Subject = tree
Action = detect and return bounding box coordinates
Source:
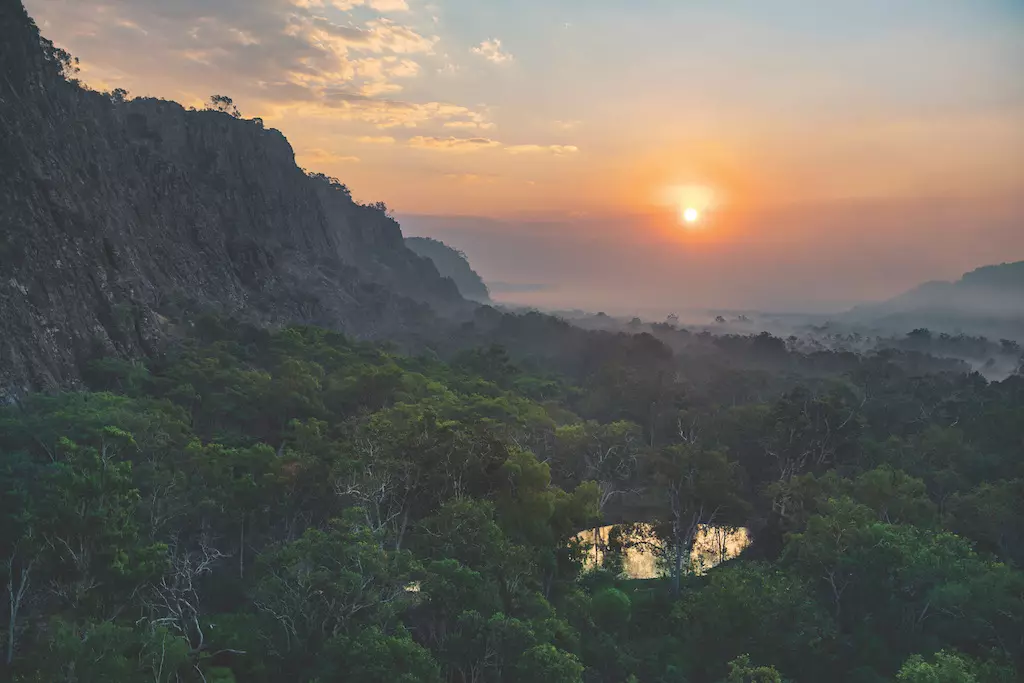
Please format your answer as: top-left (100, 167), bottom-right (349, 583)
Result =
top-left (552, 420), bottom-right (642, 516)
top-left (783, 499), bottom-right (1024, 672)
top-left (251, 515), bottom-right (414, 654)
top-left (515, 643), bottom-right (584, 683)
top-left (946, 479), bottom-right (1024, 567)
top-left (208, 94), bottom-right (241, 118)
top-left (722, 655), bottom-right (784, 683)
top-left (672, 563), bottom-right (833, 681)
top-left (21, 620), bottom-right (191, 683)
top-left (1, 452), bottom-right (42, 667)
top-left (650, 444), bottom-right (745, 594)
top-left (896, 650), bottom-right (1016, 683)
top-left (317, 627), bottom-right (442, 683)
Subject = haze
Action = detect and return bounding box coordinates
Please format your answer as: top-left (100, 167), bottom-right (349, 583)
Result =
top-left (26, 0), bottom-right (1024, 314)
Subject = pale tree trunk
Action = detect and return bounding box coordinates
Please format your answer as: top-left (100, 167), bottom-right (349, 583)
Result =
top-left (671, 528), bottom-right (685, 596)
top-left (6, 553), bottom-right (35, 666)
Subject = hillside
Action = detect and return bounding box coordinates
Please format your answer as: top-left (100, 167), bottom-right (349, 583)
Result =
top-left (847, 260), bottom-right (1024, 339)
top-left (405, 236), bottom-right (492, 302)
top-left (0, 0), bottom-right (469, 399)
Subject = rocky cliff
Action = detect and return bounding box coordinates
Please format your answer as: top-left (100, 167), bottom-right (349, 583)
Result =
top-left (0, 0), bottom-right (470, 399)
top-left (405, 236), bottom-right (492, 303)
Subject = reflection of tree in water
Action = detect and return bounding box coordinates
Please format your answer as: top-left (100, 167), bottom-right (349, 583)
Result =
top-left (577, 523), bottom-right (749, 579)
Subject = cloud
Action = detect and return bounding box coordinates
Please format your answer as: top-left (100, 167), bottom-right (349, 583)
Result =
top-left (286, 98), bottom-right (492, 129)
top-left (444, 173), bottom-right (499, 184)
top-left (296, 0), bottom-right (410, 11)
top-left (437, 55), bottom-right (460, 75)
top-left (401, 136), bottom-right (579, 154)
top-left (114, 18), bottom-right (148, 35)
top-left (304, 17), bottom-right (437, 55)
top-left (357, 135), bottom-right (396, 144)
top-left (505, 144), bottom-right (579, 155)
top-left (329, 0), bottom-right (410, 11)
top-left (299, 148), bottom-right (361, 164)
top-left (409, 136), bottom-right (501, 151)
top-left (443, 120), bottom-right (496, 130)
top-left (25, 0), bottom-right (466, 129)
top-left (471, 39), bottom-right (513, 64)
top-left (404, 137), bottom-right (576, 154)
top-left (553, 120), bottom-right (581, 131)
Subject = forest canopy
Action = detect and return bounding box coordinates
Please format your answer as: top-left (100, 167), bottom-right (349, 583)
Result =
top-left (1, 315), bottom-right (1022, 682)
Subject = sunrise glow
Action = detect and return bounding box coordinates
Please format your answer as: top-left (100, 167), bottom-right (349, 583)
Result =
top-left (23, 0), bottom-right (1024, 312)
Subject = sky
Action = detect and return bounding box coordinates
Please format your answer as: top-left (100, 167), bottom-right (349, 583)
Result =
top-left (24, 0), bottom-right (1024, 314)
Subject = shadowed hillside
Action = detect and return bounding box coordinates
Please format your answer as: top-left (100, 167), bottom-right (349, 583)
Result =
top-left (406, 236), bottom-right (492, 303)
top-left (847, 261), bottom-right (1024, 340)
top-left (0, 0), bottom-right (469, 398)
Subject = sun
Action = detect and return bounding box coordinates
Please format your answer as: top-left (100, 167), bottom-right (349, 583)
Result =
top-left (683, 207), bottom-right (700, 223)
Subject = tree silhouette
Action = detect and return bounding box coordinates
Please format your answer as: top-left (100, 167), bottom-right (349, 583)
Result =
top-left (208, 94), bottom-right (241, 118)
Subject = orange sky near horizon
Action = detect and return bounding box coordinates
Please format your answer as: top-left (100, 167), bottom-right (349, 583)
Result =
top-left (21, 0), bottom-right (1024, 311)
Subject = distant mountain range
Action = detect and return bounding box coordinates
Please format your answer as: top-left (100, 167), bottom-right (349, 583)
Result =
top-left (847, 261), bottom-right (1024, 339)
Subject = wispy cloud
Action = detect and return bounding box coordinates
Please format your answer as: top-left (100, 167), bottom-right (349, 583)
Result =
top-left (299, 0), bottom-right (410, 12)
top-left (471, 39), bottom-right (514, 64)
top-left (444, 120), bottom-right (496, 130)
top-left (505, 144), bottom-right (579, 155)
top-left (406, 137), bottom-right (577, 155)
top-left (444, 173), bottom-right (499, 184)
top-left (299, 148), bottom-right (361, 164)
top-left (409, 136), bottom-right (501, 151)
top-left (357, 135), bottom-right (396, 144)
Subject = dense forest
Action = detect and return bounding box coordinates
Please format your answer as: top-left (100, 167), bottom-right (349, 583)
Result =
top-left (2, 313), bottom-right (1022, 682)
top-left (3, 1), bottom-right (1024, 681)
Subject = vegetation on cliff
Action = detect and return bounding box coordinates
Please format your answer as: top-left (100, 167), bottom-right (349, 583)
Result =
top-left (0, 0), bottom-right (465, 400)
top-left (406, 237), bottom-right (492, 303)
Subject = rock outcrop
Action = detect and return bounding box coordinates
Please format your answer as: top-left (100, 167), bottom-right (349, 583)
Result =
top-left (0, 0), bottom-right (468, 399)
top-left (405, 236), bottom-right (492, 303)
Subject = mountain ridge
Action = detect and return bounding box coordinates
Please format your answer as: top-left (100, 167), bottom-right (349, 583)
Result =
top-left (0, 0), bottom-right (469, 399)
top-left (405, 236), bottom-right (492, 303)
top-left (846, 260), bottom-right (1024, 339)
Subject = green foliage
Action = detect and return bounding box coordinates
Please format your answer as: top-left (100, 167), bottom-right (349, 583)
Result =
top-left (895, 649), bottom-right (1016, 683)
top-left (515, 643), bottom-right (584, 683)
top-left (671, 562), bottom-right (833, 680)
top-left (591, 587), bottom-right (631, 630)
top-left (18, 620), bottom-right (190, 683)
top-left (317, 627), bottom-right (442, 683)
top-left (2, 316), bottom-right (1022, 682)
top-left (722, 654), bottom-right (784, 683)
top-left (251, 515), bottom-right (416, 651)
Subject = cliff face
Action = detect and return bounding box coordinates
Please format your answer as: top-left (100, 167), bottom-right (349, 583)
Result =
top-left (0, 0), bottom-right (466, 399)
top-left (405, 236), bottom-right (492, 303)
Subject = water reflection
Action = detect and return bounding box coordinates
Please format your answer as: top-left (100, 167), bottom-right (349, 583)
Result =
top-left (575, 523), bottom-right (750, 579)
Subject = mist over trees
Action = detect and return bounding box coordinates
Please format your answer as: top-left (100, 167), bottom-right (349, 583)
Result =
top-left (2, 2), bottom-right (1024, 681)
top-left (2, 312), bottom-right (1022, 682)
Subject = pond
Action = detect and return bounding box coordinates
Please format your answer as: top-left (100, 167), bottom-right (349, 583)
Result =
top-left (574, 523), bottom-right (750, 579)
